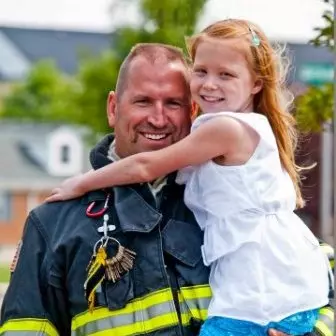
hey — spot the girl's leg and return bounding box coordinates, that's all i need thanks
[267,309,319,336]
[199,316,263,336]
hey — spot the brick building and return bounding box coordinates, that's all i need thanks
[0,123,90,244]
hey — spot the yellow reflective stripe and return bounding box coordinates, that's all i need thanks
[72,302,179,335]
[73,312,178,336]
[190,308,208,321]
[180,309,208,324]
[319,307,334,320]
[0,318,58,336]
[315,320,333,336]
[330,259,334,269]
[72,285,211,335]
[320,244,334,259]
[315,306,334,336]
[72,287,182,335]
[178,297,209,321]
[72,287,174,329]
[180,284,212,299]
[181,312,192,326]
[179,284,211,322]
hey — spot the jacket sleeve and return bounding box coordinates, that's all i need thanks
[0,212,71,336]
[311,242,334,336]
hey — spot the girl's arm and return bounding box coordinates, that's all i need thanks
[46,116,244,202]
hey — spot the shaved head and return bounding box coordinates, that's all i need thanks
[106,42,193,158]
[115,43,190,101]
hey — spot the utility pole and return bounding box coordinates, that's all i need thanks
[320,121,333,243]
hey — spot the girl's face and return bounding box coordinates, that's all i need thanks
[190,37,262,114]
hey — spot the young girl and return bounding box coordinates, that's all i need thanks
[46,19,329,336]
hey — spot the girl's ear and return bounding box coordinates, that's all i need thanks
[252,79,263,95]
[191,101,199,120]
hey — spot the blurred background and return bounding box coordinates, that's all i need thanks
[0,0,334,298]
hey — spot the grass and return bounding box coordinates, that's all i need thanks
[0,264,10,283]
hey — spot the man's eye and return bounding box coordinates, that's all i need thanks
[135,100,149,106]
[167,101,182,108]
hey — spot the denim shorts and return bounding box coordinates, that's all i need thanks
[199,309,319,336]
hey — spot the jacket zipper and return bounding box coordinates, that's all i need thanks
[156,184,184,334]
[158,227,183,335]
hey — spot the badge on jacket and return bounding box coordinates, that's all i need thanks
[10,240,22,273]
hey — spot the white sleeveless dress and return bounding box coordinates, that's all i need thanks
[176,111,329,325]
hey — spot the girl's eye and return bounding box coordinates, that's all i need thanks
[193,68,206,75]
[220,72,233,78]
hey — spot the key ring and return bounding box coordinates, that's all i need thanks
[92,236,121,256]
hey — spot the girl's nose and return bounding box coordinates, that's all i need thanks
[202,78,218,91]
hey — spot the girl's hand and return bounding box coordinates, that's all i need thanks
[45,174,87,202]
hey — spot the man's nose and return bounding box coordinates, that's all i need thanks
[148,102,168,128]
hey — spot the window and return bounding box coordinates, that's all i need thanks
[60,145,70,163]
[0,191,11,221]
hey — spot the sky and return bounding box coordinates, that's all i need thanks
[0,0,330,42]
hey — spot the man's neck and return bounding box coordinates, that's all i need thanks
[107,140,167,198]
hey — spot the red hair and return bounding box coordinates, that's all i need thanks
[187,19,304,208]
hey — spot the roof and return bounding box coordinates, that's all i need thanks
[0,26,111,80]
[0,25,333,83]
[0,121,92,190]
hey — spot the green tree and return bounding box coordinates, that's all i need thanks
[0,61,77,122]
[295,0,334,132]
[73,51,119,135]
[74,0,209,135]
[310,0,334,49]
[0,0,208,135]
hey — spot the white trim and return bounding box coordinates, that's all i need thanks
[47,127,83,176]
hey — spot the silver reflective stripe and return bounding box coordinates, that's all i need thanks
[179,297,209,323]
[184,297,211,311]
[179,285,211,321]
[71,286,211,335]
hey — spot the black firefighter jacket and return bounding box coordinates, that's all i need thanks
[0,135,334,336]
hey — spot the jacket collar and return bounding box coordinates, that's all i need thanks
[82,187,162,233]
[113,186,162,233]
[89,134,114,170]
[86,134,182,233]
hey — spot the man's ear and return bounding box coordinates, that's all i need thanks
[107,91,116,127]
[252,79,263,95]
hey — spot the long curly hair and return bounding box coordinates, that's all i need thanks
[187,19,304,208]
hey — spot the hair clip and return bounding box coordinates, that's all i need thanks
[249,27,261,47]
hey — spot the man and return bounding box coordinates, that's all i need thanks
[0,43,334,336]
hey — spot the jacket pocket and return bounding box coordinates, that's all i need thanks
[162,219,203,267]
[102,272,134,310]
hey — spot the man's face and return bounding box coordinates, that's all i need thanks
[107,57,192,158]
